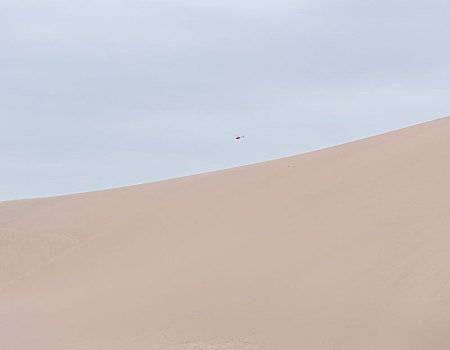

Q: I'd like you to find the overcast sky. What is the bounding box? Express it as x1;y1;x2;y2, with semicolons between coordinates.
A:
1;0;449;200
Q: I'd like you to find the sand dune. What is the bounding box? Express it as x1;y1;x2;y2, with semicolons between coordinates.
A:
1;117;450;349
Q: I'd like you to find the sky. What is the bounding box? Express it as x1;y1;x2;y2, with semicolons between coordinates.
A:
1;0;449;200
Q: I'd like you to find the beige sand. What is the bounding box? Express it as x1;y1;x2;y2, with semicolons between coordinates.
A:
1;117;450;349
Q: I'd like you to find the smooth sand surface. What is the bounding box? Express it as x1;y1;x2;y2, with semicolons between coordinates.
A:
1;117;450;349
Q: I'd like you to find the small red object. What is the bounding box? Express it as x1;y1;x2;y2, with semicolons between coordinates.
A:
235;136;244;140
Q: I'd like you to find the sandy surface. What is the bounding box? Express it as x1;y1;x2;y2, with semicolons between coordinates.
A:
1;117;450;349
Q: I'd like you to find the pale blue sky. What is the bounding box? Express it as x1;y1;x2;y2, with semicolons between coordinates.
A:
1;0;449;200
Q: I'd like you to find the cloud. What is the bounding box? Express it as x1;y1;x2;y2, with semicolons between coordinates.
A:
1;0;449;199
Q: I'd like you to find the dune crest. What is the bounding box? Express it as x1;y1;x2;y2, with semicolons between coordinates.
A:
1;116;450;349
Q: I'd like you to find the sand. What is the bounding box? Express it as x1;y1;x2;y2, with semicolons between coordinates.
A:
1;116;450;349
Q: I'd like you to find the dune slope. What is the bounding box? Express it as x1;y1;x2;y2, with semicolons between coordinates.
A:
1;117;450;349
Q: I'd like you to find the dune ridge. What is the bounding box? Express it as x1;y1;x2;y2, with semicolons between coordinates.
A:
1;116;450;349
